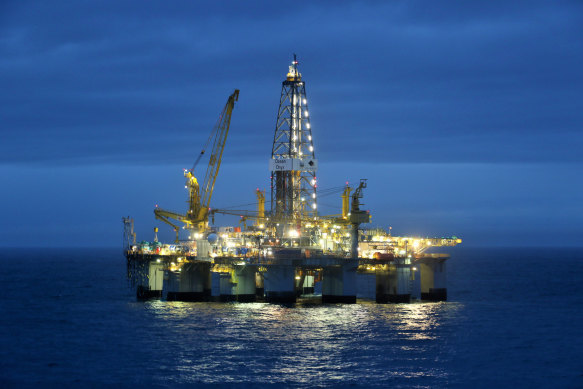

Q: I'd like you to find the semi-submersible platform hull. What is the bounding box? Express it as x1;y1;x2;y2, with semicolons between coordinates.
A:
125;237;456;304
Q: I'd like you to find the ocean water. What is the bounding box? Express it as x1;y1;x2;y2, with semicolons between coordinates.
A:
0;247;582;388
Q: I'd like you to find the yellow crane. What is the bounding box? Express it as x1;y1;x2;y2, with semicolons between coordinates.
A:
255;189;265;227
154;90;240;241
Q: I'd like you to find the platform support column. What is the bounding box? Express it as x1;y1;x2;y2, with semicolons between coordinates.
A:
219;272;236;302
411;266;421;300
233;265;256;302
302;274;315;294
166;262;211;301
255;272;265;297
322;262;357;303
376;264;411;303
356;273;376;299
137;259;163;299
420;259;447;301
264;265;296;303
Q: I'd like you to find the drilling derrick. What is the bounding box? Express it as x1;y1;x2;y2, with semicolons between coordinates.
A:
270;54;318;236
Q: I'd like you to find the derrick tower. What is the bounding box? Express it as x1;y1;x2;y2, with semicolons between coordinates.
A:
270;55;318;233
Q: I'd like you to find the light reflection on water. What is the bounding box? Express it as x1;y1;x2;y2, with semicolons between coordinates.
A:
137;300;462;386
2;248;581;387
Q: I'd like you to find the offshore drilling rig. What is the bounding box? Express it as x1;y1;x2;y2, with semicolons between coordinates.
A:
123;55;461;303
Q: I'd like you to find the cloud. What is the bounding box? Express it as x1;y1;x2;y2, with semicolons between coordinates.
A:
1;1;582;165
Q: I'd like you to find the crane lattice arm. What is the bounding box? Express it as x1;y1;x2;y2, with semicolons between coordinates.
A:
349;179;370;224
198;89;239;225
154;89;239;235
154;207;183;243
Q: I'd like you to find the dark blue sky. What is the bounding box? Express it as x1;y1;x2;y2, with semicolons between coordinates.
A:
1;1;582;247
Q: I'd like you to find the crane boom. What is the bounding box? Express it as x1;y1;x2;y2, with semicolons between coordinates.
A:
200;89;239;218
154;207;182;243
154;89;239;235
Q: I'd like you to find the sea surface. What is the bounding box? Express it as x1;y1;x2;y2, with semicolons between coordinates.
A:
0;247;582;388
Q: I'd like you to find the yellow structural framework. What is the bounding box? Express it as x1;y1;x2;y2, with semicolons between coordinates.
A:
154;90;239;241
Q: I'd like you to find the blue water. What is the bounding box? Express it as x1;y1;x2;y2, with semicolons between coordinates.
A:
1;247;582;387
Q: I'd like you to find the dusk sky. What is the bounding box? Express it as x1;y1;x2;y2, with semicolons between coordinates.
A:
1;1;581;247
